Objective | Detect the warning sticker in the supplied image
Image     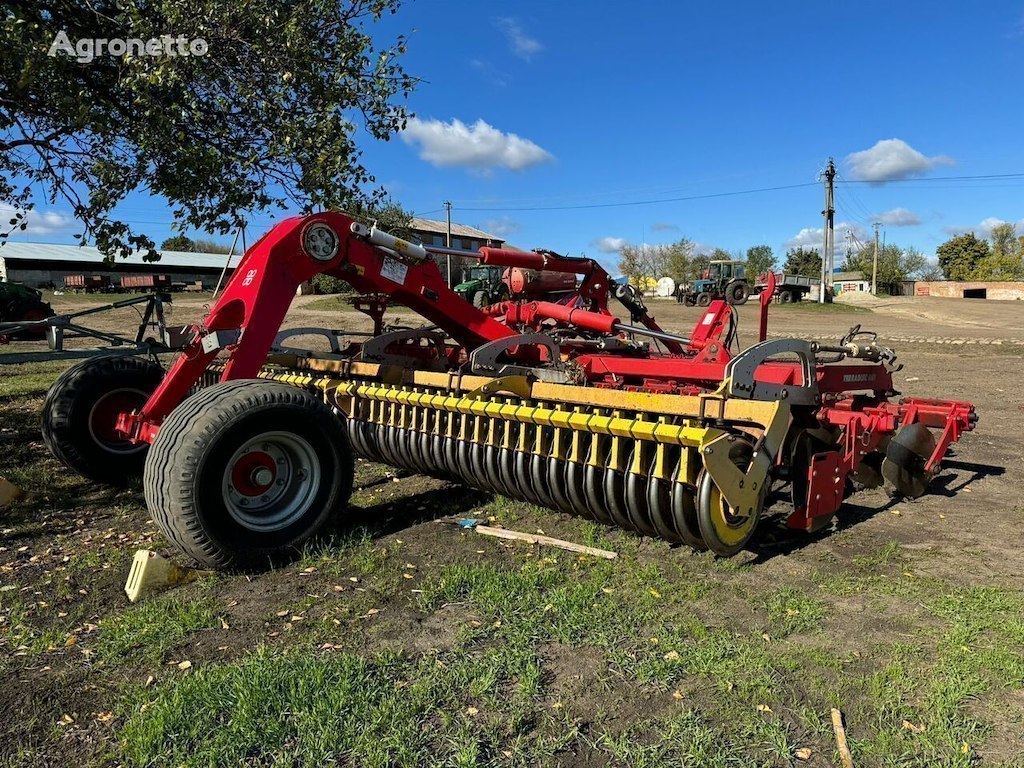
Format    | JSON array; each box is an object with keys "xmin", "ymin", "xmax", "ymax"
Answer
[{"xmin": 380, "ymin": 256, "xmax": 408, "ymax": 285}]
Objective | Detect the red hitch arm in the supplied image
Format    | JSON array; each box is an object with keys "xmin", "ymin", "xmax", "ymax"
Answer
[{"xmin": 118, "ymin": 212, "xmax": 516, "ymax": 442}]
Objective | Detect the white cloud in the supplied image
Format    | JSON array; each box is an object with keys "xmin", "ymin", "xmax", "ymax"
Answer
[
  {"xmin": 478, "ymin": 217, "xmax": 520, "ymax": 238},
  {"xmin": 876, "ymin": 207, "xmax": 921, "ymax": 227},
  {"xmin": 495, "ymin": 18, "xmax": 542, "ymax": 61},
  {"xmin": 786, "ymin": 221, "xmax": 865, "ymax": 250},
  {"xmin": 0, "ymin": 204, "xmax": 73, "ymax": 235},
  {"xmin": 401, "ymin": 117, "xmax": 553, "ymax": 172},
  {"xmin": 594, "ymin": 236, "xmax": 627, "ymax": 253},
  {"xmin": 944, "ymin": 216, "xmax": 1024, "ymax": 237},
  {"xmin": 845, "ymin": 139, "xmax": 954, "ymax": 182}
]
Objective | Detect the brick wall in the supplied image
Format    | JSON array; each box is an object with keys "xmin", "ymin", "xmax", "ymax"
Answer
[{"xmin": 913, "ymin": 281, "xmax": 1024, "ymax": 300}]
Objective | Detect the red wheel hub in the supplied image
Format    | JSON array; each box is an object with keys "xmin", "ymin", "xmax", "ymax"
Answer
[
  {"xmin": 230, "ymin": 451, "xmax": 277, "ymax": 496},
  {"xmin": 91, "ymin": 390, "xmax": 148, "ymax": 445}
]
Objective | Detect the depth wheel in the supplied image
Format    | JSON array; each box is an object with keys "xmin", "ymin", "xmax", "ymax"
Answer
[
  {"xmin": 144, "ymin": 380, "xmax": 354, "ymax": 569},
  {"xmin": 41, "ymin": 355, "xmax": 164, "ymax": 484},
  {"xmin": 696, "ymin": 439, "xmax": 764, "ymax": 556}
]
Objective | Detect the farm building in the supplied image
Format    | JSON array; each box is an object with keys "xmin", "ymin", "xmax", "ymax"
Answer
[
  {"xmin": 833, "ymin": 271, "xmax": 871, "ymax": 294},
  {"xmin": 0, "ymin": 242, "xmax": 236, "ymax": 289},
  {"xmin": 408, "ymin": 218, "xmax": 505, "ymax": 251},
  {"xmin": 913, "ymin": 280, "xmax": 1024, "ymax": 300},
  {"xmin": 407, "ymin": 218, "xmax": 505, "ymax": 286}
]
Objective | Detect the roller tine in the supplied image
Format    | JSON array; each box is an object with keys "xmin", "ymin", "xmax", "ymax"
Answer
[
  {"xmin": 670, "ymin": 447, "xmax": 708, "ymax": 551},
  {"xmin": 583, "ymin": 418, "xmax": 614, "ymax": 525},
  {"xmin": 646, "ymin": 420, "xmax": 682, "ymax": 543},
  {"xmin": 604, "ymin": 411, "xmax": 637, "ymax": 531},
  {"xmin": 546, "ymin": 405, "xmax": 575, "ymax": 514},
  {"xmin": 622, "ymin": 414, "xmax": 659, "ymax": 537}
]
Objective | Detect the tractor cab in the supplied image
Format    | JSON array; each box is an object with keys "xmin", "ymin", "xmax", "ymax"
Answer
[{"xmin": 708, "ymin": 260, "xmax": 746, "ymax": 281}]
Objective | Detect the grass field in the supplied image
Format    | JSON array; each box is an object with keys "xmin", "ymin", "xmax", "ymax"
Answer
[{"xmin": 2, "ymin": 295, "xmax": 1023, "ymax": 767}]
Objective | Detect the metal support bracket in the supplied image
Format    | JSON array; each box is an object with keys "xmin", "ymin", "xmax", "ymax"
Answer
[
  {"xmin": 359, "ymin": 327, "xmax": 449, "ymax": 370},
  {"xmin": 699, "ymin": 399, "xmax": 792, "ymax": 515},
  {"xmin": 724, "ymin": 338, "xmax": 819, "ymax": 405},
  {"xmin": 468, "ymin": 332, "xmax": 568, "ymax": 383}
]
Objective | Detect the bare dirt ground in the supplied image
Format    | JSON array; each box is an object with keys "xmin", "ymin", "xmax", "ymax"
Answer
[{"xmin": 1, "ymin": 292, "xmax": 1022, "ymax": 767}]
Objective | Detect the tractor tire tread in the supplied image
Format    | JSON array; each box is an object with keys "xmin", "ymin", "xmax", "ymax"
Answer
[
  {"xmin": 41, "ymin": 355, "xmax": 163, "ymax": 484},
  {"xmin": 144, "ymin": 380, "xmax": 352, "ymax": 569}
]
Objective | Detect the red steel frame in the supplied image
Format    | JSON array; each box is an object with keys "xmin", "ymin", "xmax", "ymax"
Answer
[{"xmin": 115, "ymin": 211, "xmax": 976, "ymax": 530}]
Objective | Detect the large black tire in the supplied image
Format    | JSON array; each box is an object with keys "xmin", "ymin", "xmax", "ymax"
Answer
[
  {"xmin": 727, "ymin": 281, "xmax": 750, "ymax": 306},
  {"xmin": 696, "ymin": 292, "xmax": 712, "ymax": 307},
  {"xmin": 144, "ymin": 380, "xmax": 354, "ymax": 569},
  {"xmin": 41, "ymin": 355, "xmax": 164, "ymax": 484},
  {"xmin": 779, "ymin": 290, "xmax": 793, "ymax": 304},
  {"xmin": 471, "ymin": 290, "xmax": 487, "ymax": 309}
]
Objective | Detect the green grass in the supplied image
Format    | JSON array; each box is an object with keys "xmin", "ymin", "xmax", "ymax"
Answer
[
  {"xmin": 94, "ymin": 595, "xmax": 219, "ymax": 663},
  {"xmin": 0, "ymin": 360, "xmax": 69, "ymax": 399}
]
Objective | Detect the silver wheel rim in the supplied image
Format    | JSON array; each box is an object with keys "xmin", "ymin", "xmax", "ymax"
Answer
[{"xmin": 222, "ymin": 431, "xmax": 322, "ymax": 532}]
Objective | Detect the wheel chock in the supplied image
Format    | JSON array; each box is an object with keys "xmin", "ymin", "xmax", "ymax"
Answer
[{"xmin": 124, "ymin": 549, "xmax": 209, "ymax": 603}]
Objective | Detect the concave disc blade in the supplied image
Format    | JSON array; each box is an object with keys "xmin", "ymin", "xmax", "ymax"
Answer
[{"xmin": 882, "ymin": 423, "xmax": 936, "ymax": 499}]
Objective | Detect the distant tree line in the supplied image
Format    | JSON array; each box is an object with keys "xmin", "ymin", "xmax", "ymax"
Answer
[
  {"xmin": 935, "ymin": 223, "xmax": 1024, "ymax": 281},
  {"xmin": 617, "ymin": 238, "xmax": 780, "ymax": 286}
]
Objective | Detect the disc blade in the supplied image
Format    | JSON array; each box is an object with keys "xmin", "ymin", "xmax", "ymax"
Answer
[{"xmin": 882, "ymin": 423, "xmax": 936, "ymax": 499}]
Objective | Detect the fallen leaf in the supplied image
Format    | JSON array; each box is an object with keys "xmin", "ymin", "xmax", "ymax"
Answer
[
  {"xmin": 144, "ymin": 675, "xmax": 155, "ymax": 688},
  {"xmin": 64, "ymin": 635, "xmax": 78, "ymax": 647},
  {"xmin": 403, "ymin": 573, "xmax": 413, "ymax": 580},
  {"xmin": 276, "ymin": 610, "xmax": 289, "ymax": 617},
  {"xmin": 58, "ymin": 714, "xmax": 74, "ymax": 725},
  {"xmin": 219, "ymin": 617, "xmax": 230, "ymax": 630},
  {"xmin": 96, "ymin": 711, "xmax": 114, "ymax": 723},
  {"xmin": 757, "ymin": 704, "xmax": 772, "ymax": 713},
  {"xmin": 663, "ymin": 650, "xmax": 680, "ymax": 661},
  {"xmin": 177, "ymin": 660, "xmax": 192, "ymax": 671},
  {"xmin": 795, "ymin": 747, "xmax": 813, "ymax": 760},
  {"xmin": 367, "ymin": 608, "xmax": 379, "ymax": 616},
  {"xmin": 601, "ymin": 587, "xmax": 615, "ymax": 594},
  {"xmin": 466, "ymin": 706, "xmax": 478, "ymax": 716},
  {"xmin": 903, "ymin": 719, "xmax": 925, "ymax": 733},
  {"xmin": 348, "ymin": 576, "xmax": 359, "ymax": 583},
  {"xmin": 551, "ymin": 702, "xmax": 563, "ymax": 709},
  {"xmin": 649, "ymin": 588, "xmax": 661, "ymax": 598},
  {"xmin": 672, "ymin": 690, "xmax": 683, "ymax": 700}
]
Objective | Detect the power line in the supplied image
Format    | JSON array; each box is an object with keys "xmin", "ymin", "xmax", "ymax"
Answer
[
  {"xmin": 839, "ymin": 171, "xmax": 1024, "ymax": 184},
  {"xmin": 455, "ymin": 182, "xmax": 819, "ymax": 212}
]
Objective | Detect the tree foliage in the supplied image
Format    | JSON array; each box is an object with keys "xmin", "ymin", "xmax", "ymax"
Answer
[
  {"xmin": 160, "ymin": 234, "xmax": 195, "ymax": 251},
  {"xmin": 618, "ymin": 238, "xmax": 706, "ymax": 285},
  {"xmin": 745, "ymin": 244, "xmax": 775, "ymax": 279},
  {"xmin": 843, "ymin": 243, "xmax": 927, "ymax": 287},
  {"xmin": 936, "ymin": 233, "xmax": 991, "ymax": 280},
  {"xmin": 0, "ymin": 0, "xmax": 416, "ymax": 259},
  {"xmin": 782, "ymin": 247, "xmax": 821, "ymax": 278}
]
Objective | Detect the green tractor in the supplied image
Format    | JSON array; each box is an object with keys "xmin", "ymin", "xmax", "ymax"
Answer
[
  {"xmin": 676, "ymin": 259, "xmax": 751, "ymax": 307},
  {"xmin": 454, "ymin": 265, "xmax": 510, "ymax": 309},
  {"xmin": 0, "ymin": 280, "xmax": 54, "ymax": 338}
]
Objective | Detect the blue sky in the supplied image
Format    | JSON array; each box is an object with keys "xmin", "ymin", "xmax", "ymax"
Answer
[{"xmin": 11, "ymin": 1, "xmax": 1024, "ymax": 271}]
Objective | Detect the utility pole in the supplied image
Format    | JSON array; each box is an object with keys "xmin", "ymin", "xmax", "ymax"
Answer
[
  {"xmin": 444, "ymin": 200, "xmax": 453, "ymax": 286},
  {"xmin": 871, "ymin": 222, "xmax": 880, "ymax": 295},
  {"xmin": 819, "ymin": 158, "xmax": 835, "ymax": 303}
]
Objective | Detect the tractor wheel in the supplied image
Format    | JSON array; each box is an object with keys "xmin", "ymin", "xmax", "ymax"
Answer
[
  {"xmin": 144, "ymin": 380, "xmax": 354, "ymax": 569},
  {"xmin": 727, "ymin": 282, "xmax": 750, "ymax": 306},
  {"xmin": 779, "ymin": 290, "xmax": 793, "ymax": 304},
  {"xmin": 41, "ymin": 355, "xmax": 164, "ymax": 484},
  {"xmin": 471, "ymin": 290, "xmax": 488, "ymax": 309},
  {"xmin": 696, "ymin": 292, "xmax": 713, "ymax": 307}
]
